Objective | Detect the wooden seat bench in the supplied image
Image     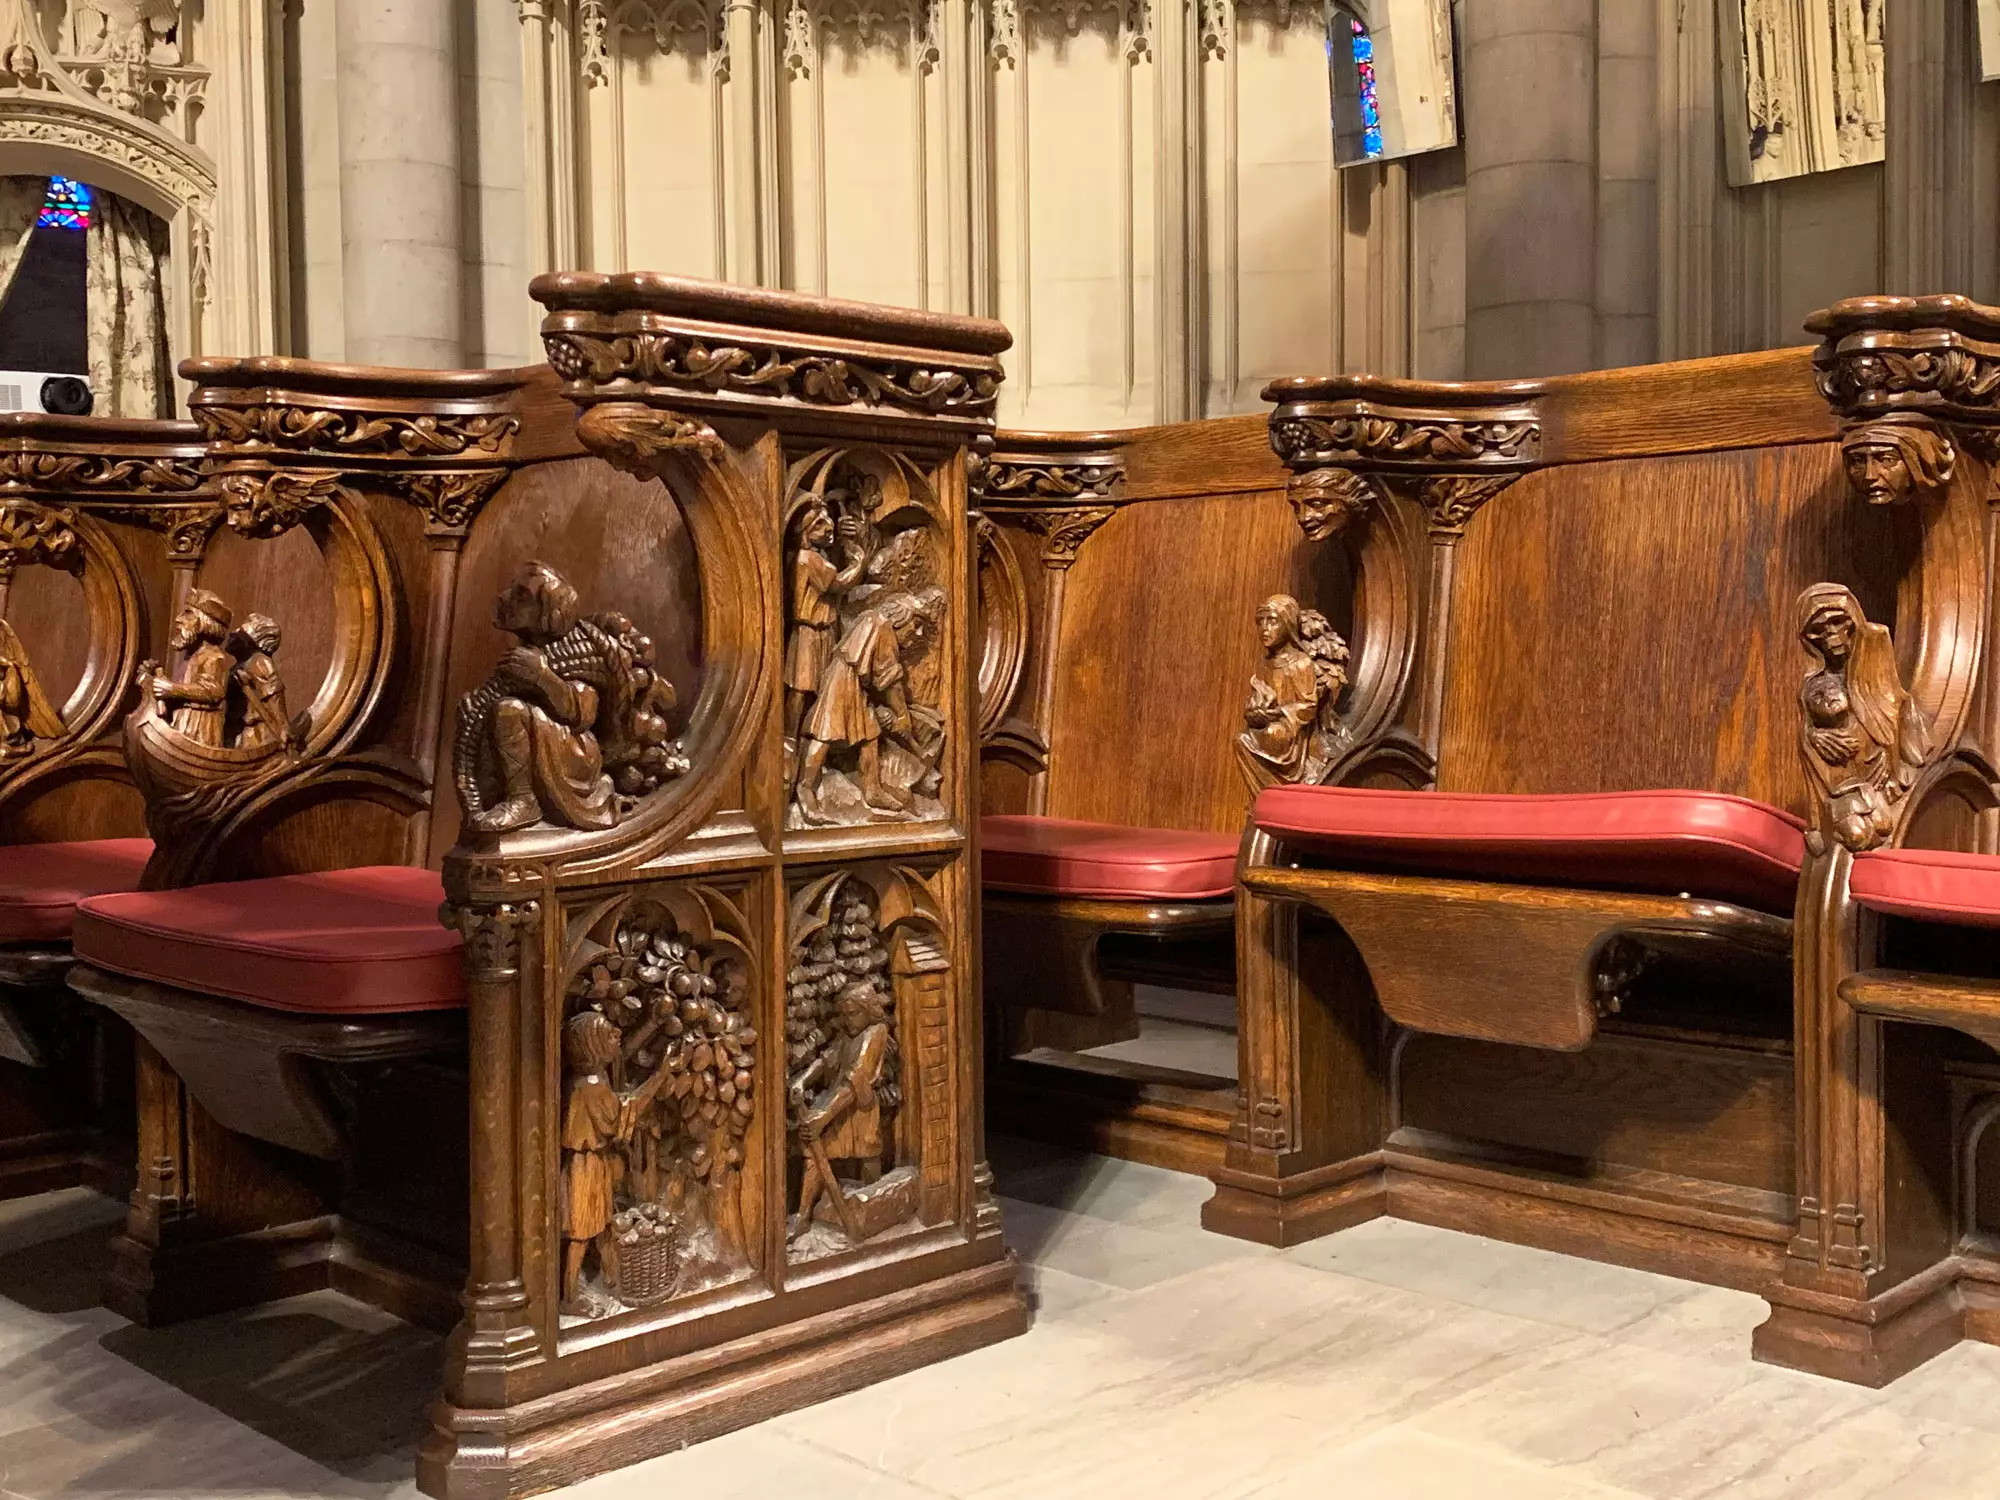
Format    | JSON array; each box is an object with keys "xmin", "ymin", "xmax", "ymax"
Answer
[
  {"xmin": 0, "ymin": 410, "xmax": 210, "ymax": 1196},
  {"xmin": 47, "ymin": 275, "xmax": 1024, "ymax": 1497},
  {"xmin": 973, "ymin": 423, "xmax": 1335, "ymax": 1172}
]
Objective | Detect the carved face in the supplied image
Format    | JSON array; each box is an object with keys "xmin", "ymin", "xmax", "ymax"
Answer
[
  {"xmin": 801, "ymin": 506, "xmax": 835, "ymax": 549},
  {"xmin": 834, "ymin": 983, "xmax": 879, "ymax": 1036},
  {"xmin": 1804, "ymin": 605, "xmax": 1856, "ymax": 666},
  {"xmin": 1844, "ymin": 442, "xmax": 1911, "ymax": 506},
  {"xmin": 170, "ymin": 600, "xmax": 226, "ymax": 652},
  {"xmin": 493, "ymin": 562, "xmax": 577, "ymax": 643},
  {"xmin": 1287, "ymin": 469, "xmax": 1371, "ymax": 542}
]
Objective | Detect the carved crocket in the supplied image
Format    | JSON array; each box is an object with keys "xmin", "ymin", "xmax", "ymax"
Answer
[{"xmin": 453, "ymin": 560, "xmax": 689, "ymax": 834}]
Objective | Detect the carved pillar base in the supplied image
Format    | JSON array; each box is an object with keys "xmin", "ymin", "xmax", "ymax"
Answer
[
  {"xmin": 417, "ymin": 1258, "xmax": 1026, "ymax": 1500},
  {"xmin": 1755, "ymin": 1263, "xmax": 1966, "ymax": 1388}
]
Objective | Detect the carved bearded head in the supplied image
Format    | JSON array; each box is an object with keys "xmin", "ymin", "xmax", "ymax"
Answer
[
  {"xmin": 494, "ymin": 561, "xmax": 580, "ymax": 645},
  {"xmin": 170, "ymin": 589, "xmax": 232, "ymax": 652}
]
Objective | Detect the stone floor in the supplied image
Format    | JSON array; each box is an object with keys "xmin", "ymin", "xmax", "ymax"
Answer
[{"xmin": 5, "ymin": 1143, "xmax": 2000, "ymax": 1497}]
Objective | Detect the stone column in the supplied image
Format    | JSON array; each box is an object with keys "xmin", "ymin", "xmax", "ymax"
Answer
[
  {"xmin": 335, "ymin": 0, "xmax": 465, "ymax": 368},
  {"xmin": 1460, "ymin": 0, "xmax": 1596, "ymax": 378}
]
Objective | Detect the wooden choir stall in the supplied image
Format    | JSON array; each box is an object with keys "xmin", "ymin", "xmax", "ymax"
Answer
[{"xmin": 0, "ymin": 278, "xmax": 1025, "ymax": 1497}]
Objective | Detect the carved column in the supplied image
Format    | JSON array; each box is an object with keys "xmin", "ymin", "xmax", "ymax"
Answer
[
  {"xmin": 970, "ymin": 434, "xmax": 1125, "ymax": 811},
  {"xmin": 335, "ymin": 0, "xmax": 466, "ymax": 367}
]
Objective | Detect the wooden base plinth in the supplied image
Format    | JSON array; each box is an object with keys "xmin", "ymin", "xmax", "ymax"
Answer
[
  {"xmin": 105, "ymin": 1218, "xmax": 337, "ymax": 1327},
  {"xmin": 0, "ymin": 1135, "xmax": 128, "ymax": 1203},
  {"xmin": 989, "ymin": 1055, "xmax": 1234, "ymax": 1177},
  {"xmin": 417, "ymin": 1257, "xmax": 1028, "ymax": 1500},
  {"xmin": 1206, "ymin": 1139, "xmax": 1791, "ymax": 1291},
  {"xmin": 1755, "ymin": 1264, "xmax": 1966, "ymax": 1387}
]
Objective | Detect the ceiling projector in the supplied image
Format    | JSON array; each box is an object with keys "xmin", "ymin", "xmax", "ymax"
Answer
[{"xmin": 0, "ymin": 371, "xmax": 94, "ymax": 416}]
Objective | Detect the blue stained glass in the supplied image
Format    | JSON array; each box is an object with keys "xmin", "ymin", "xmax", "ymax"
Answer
[
  {"xmin": 1350, "ymin": 18, "xmax": 1384, "ymax": 158},
  {"xmin": 36, "ymin": 177, "xmax": 92, "ymax": 231}
]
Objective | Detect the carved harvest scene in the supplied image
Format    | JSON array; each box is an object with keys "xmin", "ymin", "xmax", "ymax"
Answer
[
  {"xmin": 783, "ymin": 447, "xmax": 949, "ymax": 829},
  {"xmin": 559, "ymin": 884, "xmax": 758, "ymax": 1320},
  {"xmin": 454, "ymin": 559, "xmax": 689, "ymax": 837},
  {"xmin": 785, "ymin": 865, "xmax": 950, "ymax": 1263}
]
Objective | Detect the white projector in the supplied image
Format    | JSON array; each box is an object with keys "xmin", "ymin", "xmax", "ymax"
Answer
[{"xmin": 0, "ymin": 371, "xmax": 93, "ymax": 416}]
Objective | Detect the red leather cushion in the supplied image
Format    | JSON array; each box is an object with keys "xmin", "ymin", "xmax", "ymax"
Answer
[
  {"xmin": 1852, "ymin": 847, "xmax": 2000, "ymax": 929},
  {"xmin": 983, "ymin": 816, "xmax": 1238, "ymax": 900},
  {"xmin": 0, "ymin": 839, "xmax": 153, "ymax": 943},
  {"xmin": 73, "ymin": 866, "xmax": 464, "ymax": 1014},
  {"xmin": 1253, "ymin": 786, "xmax": 1807, "ymax": 913}
]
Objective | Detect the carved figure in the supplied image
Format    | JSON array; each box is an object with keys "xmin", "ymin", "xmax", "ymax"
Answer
[
  {"xmin": 786, "ymin": 884, "xmax": 912, "ymax": 1254},
  {"xmin": 1839, "ymin": 416, "xmax": 1955, "ymax": 506},
  {"xmin": 145, "ymin": 588, "xmax": 234, "ymax": 747},
  {"xmin": 228, "ymin": 613, "xmax": 306, "ymax": 753},
  {"xmin": 1236, "ymin": 594, "xmax": 1353, "ymax": 791},
  {"xmin": 454, "ymin": 561, "xmax": 687, "ymax": 835},
  {"xmin": 784, "ymin": 495, "xmax": 867, "ymax": 740},
  {"xmin": 793, "ymin": 585, "xmax": 948, "ymax": 824},
  {"xmin": 560, "ymin": 909, "xmax": 757, "ymax": 1317},
  {"xmin": 0, "ymin": 618, "xmax": 63, "ymax": 758},
  {"xmin": 1288, "ymin": 467, "xmax": 1375, "ymax": 541},
  {"xmin": 1797, "ymin": 583, "xmax": 1931, "ymax": 853}
]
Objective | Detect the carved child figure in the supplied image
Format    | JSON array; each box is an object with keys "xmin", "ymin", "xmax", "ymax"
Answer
[
  {"xmin": 1797, "ymin": 583, "xmax": 1931, "ymax": 853},
  {"xmin": 1236, "ymin": 593, "xmax": 1352, "ymax": 791},
  {"xmin": 793, "ymin": 585, "xmax": 947, "ymax": 823},
  {"xmin": 229, "ymin": 613, "xmax": 306, "ymax": 753},
  {"xmin": 789, "ymin": 980, "xmax": 894, "ymax": 1242},
  {"xmin": 784, "ymin": 495, "xmax": 868, "ymax": 740},
  {"xmin": 0, "ymin": 618, "xmax": 62, "ymax": 758},
  {"xmin": 142, "ymin": 589, "xmax": 235, "ymax": 747}
]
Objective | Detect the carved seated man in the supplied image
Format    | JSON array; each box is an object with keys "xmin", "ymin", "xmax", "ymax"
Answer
[
  {"xmin": 456, "ymin": 561, "xmax": 686, "ymax": 835},
  {"xmin": 0, "ymin": 618, "xmax": 62, "ymax": 759},
  {"xmin": 1236, "ymin": 592, "xmax": 1351, "ymax": 791},
  {"xmin": 142, "ymin": 588, "xmax": 234, "ymax": 747}
]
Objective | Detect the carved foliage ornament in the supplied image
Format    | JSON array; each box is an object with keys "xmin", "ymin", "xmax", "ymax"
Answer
[
  {"xmin": 454, "ymin": 561, "xmax": 689, "ymax": 837},
  {"xmin": 574, "ymin": 402, "xmax": 725, "ymax": 479},
  {"xmin": 1815, "ymin": 345, "xmax": 2000, "ymax": 417},
  {"xmin": 560, "ymin": 890, "xmax": 756, "ymax": 1318},
  {"xmin": 545, "ymin": 330, "xmax": 1001, "ymax": 421},
  {"xmin": 0, "ymin": 450, "xmax": 201, "ymax": 494},
  {"xmin": 1236, "ymin": 592, "xmax": 1352, "ymax": 792},
  {"xmin": 1419, "ymin": 473, "xmax": 1518, "ymax": 538},
  {"xmin": 1796, "ymin": 582, "xmax": 1931, "ymax": 855},
  {"xmin": 1020, "ymin": 505, "xmax": 1114, "ymax": 568},
  {"xmin": 394, "ymin": 469, "xmax": 511, "ymax": 538},
  {"xmin": 442, "ymin": 899, "xmax": 542, "ymax": 979},
  {"xmin": 1271, "ymin": 412, "xmax": 1540, "ymax": 468},
  {"xmin": 196, "ymin": 405, "xmax": 520, "ymax": 459},
  {"xmin": 973, "ymin": 456, "xmax": 1121, "ymax": 503},
  {"xmin": 1838, "ymin": 415, "xmax": 1955, "ymax": 506},
  {"xmin": 91, "ymin": 500, "xmax": 224, "ymax": 560},
  {"xmin": 0, "ymin": 501, "xmax": 82, "ymax": 584}
]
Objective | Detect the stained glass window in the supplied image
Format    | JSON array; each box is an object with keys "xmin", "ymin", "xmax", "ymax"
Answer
[
  {"xmin": 1350, "ymin": 19, "xmax": 1384, "ymax": 159},
  {"xmin": 36, "ymin": 177, "xmax": 92, "ymax": 232}
]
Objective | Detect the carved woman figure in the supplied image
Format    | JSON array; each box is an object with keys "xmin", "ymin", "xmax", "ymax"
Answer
[
  {"xmin": 0, "ymin": 617, "xmax": 62, "ymax": 758},
  {"xmin": 1797, "ymin": 583, "xmax": 1930, "ymax": 853},
  {"xmin": 794, "ymin": 586, "xmax": 947, "ymax": 822},
  {"xmin": 144, "ymin": 589, "xmax": 235, "ymax": 747},
  {"xmin": 459, "ymin": 561, "xmax": 616, "ymax": 834},
  {"xmin": 560, "ymin": 1008, "xmax": 673, "ymax": 1312},
  {"xmin": 784, "ymin": 496, "xmax": 867, "ymax": 740},
  {"xmin": 229, "ymin": 613, "xmax": 306, "ymax": 753},
  {"xmin": 789, "ymin": 980, "xmax": 894, "ymax": 1242},
  {"xmin": 1840, "ymin": 416, "xmax": 1954, "ymax": 506},
  {"xmin": 1236, "ymin": 594, "xmax": 1352, "ymax": 791}
]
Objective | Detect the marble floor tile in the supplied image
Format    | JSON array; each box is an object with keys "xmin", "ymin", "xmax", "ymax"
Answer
[
  {"xmin": 1243, "ymin": 1425, "xmax": 1653, "ymax": 1500},
  {"xmin": 1083, "ymin": 1018, "xmax": 1239, "ymax": 1080},
  {"xmin": 993, "ymin": 1145, "xmax": 1217, "ymax": 1233},
  {"xmin": 1284, "ymin": 1216, "xmax": 1708, "ymax": 1337},
  {"xmin": 994, "ymin": 1194, "xmax": 1270, "ymax": 1293}
]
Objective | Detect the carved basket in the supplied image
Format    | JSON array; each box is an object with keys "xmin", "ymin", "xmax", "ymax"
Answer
[{"xmin": 610, "ymin": 1206, "xmax": 682, "ymax": 1307}]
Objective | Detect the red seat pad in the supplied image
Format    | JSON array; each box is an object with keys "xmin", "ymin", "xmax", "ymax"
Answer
[
  {"xmin": 982, "ymin": 815, "xmax": 1238, "ymax": 901},
  {"xmin": 0, "ymin": 839, "xmax": 153, "ymax": 943},
  {"xmin": 1253, "ymin": 787, "xmax": 1807, "ymax": 913},
  {"xmin": 1852, "ymin": 847, "xmax": 2000, "ymax": 930},
  {"xmin": 73, "ymin": 866, "xmax": 464, "ymax": 1014}
]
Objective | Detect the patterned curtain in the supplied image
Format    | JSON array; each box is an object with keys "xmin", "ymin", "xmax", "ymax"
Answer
[
  {"xmin": 0, "ymin": 177, "xmax": 46, "ymax": 310},
  {"xmin": 85, "ymin": 191, "xmax": 172, "ymax": 418}
]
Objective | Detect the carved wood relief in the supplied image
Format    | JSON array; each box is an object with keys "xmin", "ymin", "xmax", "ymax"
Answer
[
  {"xmin": 784, "ymin": 448, "xmax": 949, "ymax": 829},
  {"xmin": 454, "ymin": 561, "xmax": 688, "ymax": 837},
  {"xmin": 785, "ymin": 865, "xmax": 950, "ymax": 1261},
  {"xmin": 1796, "ymin": 583, "xmax": 1930, "ymax": 855},
  {"xmin": 1235, "ymin": 592, "xmax": 1350, "ymax": 793},
  {"xmin": 559, "ymin": 883, "xmax": 758, "ymax": 1319}
]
